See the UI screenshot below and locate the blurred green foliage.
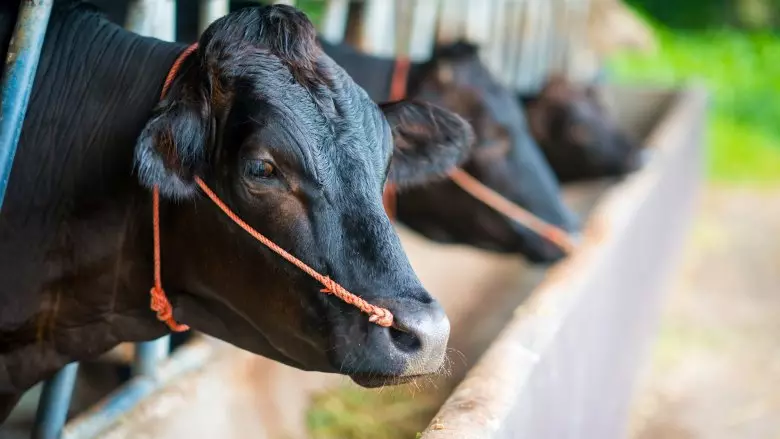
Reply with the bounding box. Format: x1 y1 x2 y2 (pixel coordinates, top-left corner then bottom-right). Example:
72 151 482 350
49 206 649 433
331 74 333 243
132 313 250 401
610 15 780 183
627 0 780 30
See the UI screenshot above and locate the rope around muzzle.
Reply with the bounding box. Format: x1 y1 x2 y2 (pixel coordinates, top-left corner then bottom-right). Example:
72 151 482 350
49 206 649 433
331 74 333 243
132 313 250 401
149 43 393 331
383 57 577 255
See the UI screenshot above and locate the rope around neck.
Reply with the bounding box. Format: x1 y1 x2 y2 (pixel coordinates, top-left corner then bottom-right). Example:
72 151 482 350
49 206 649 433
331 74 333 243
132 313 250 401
384 57 576 255
149 44 393 331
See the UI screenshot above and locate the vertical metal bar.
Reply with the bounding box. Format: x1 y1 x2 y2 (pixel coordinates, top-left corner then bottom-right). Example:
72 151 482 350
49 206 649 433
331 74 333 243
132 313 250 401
464 0 492 46
320 0 350 44
0 0 54 209
394 0 414 58
485 0 506 78
531 0 554 90
502 0 524 87
133 336 171 376
407 0 440 62
436 0 467 45
32 363 80 439
361 0 396 56
126 0 177 379
198 0 228 34
126 0 176 41
515 0 540 91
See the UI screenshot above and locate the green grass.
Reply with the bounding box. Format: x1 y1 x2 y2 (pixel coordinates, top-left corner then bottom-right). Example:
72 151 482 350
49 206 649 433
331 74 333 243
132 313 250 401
306 385 440 439
609 26 780 183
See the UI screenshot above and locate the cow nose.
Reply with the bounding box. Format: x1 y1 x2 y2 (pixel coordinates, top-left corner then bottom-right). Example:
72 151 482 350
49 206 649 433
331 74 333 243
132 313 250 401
369 297 450 374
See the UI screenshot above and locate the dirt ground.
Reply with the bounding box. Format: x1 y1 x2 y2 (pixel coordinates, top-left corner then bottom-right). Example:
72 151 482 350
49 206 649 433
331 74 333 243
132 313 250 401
629 185 780 439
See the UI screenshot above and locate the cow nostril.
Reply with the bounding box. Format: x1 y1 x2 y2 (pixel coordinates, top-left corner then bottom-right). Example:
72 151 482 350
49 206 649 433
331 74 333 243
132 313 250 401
389 326 422 353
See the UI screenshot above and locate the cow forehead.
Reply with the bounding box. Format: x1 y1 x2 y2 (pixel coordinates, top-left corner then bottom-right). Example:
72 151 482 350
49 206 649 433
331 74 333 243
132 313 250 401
239 56 392 185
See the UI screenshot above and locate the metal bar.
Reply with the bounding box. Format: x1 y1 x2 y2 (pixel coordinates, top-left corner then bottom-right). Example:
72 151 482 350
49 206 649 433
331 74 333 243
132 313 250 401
501 0 524 86
484 0 507 78
63 340 214 439
361 0 396 56
515 0 540 91
126 0 176 41
133 336 171 376
407 0 440 62
320 0 350 44
0 0 54 209
464 0 492 46
436 0 467 45
32 363 80 439
393 0 414 58
198 0 228 34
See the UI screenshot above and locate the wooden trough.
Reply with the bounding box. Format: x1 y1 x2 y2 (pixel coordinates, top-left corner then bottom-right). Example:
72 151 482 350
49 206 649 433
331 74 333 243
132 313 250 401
55 81 706 439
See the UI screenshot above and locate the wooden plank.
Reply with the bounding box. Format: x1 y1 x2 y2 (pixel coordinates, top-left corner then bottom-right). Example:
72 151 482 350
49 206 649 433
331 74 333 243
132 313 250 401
320 0 350 44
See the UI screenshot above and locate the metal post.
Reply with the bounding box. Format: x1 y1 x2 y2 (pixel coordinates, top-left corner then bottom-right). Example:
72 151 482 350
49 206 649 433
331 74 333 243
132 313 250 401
199 0 228 34
361 0 396 57
407 0 440 62
0 0 54 209
485 0 507 78
436 0 468 44
320 0 350 44
133 336 171 376
62 340 213 439
126 0 176 41
32 363 80 439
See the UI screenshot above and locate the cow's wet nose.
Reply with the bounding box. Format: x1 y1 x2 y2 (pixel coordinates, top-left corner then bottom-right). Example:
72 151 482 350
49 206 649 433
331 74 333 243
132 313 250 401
370 297 450 374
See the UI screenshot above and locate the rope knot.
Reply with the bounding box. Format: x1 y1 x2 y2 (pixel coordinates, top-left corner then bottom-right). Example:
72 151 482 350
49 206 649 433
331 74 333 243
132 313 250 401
150 286 190 332
368 308 394 327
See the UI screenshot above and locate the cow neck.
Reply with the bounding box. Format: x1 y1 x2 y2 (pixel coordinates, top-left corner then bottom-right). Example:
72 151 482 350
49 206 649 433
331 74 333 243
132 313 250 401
0 5 185 398
382 57 576 254
152 44 394 332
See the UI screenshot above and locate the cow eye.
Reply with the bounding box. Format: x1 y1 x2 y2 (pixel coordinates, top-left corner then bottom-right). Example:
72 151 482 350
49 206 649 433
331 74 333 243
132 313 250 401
243 159 276 180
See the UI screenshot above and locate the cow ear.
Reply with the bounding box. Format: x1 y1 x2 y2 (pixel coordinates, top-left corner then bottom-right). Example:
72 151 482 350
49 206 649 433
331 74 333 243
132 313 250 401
134 74 209 200
381 100 474 188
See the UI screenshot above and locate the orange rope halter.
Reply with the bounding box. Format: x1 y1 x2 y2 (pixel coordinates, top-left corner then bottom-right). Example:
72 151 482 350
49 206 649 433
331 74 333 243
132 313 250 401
149 44 393 331
384 57 576 254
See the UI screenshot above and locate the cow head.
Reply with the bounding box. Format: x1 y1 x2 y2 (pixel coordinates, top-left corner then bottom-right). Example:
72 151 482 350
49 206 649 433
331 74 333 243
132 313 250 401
523 75 643 182
134 5 473 386
396 42 578 263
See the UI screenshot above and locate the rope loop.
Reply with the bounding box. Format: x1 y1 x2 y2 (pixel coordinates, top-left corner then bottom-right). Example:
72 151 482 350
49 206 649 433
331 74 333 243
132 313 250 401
148 44 393 330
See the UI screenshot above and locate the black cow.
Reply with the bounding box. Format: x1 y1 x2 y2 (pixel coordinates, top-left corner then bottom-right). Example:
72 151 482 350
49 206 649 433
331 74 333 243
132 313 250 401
520 75 644 183
0 2 475 420
320 40 579 262
84 0 579 262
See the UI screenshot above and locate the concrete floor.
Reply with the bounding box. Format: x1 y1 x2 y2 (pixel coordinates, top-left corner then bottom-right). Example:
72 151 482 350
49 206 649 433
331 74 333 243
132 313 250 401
629 185 780 439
